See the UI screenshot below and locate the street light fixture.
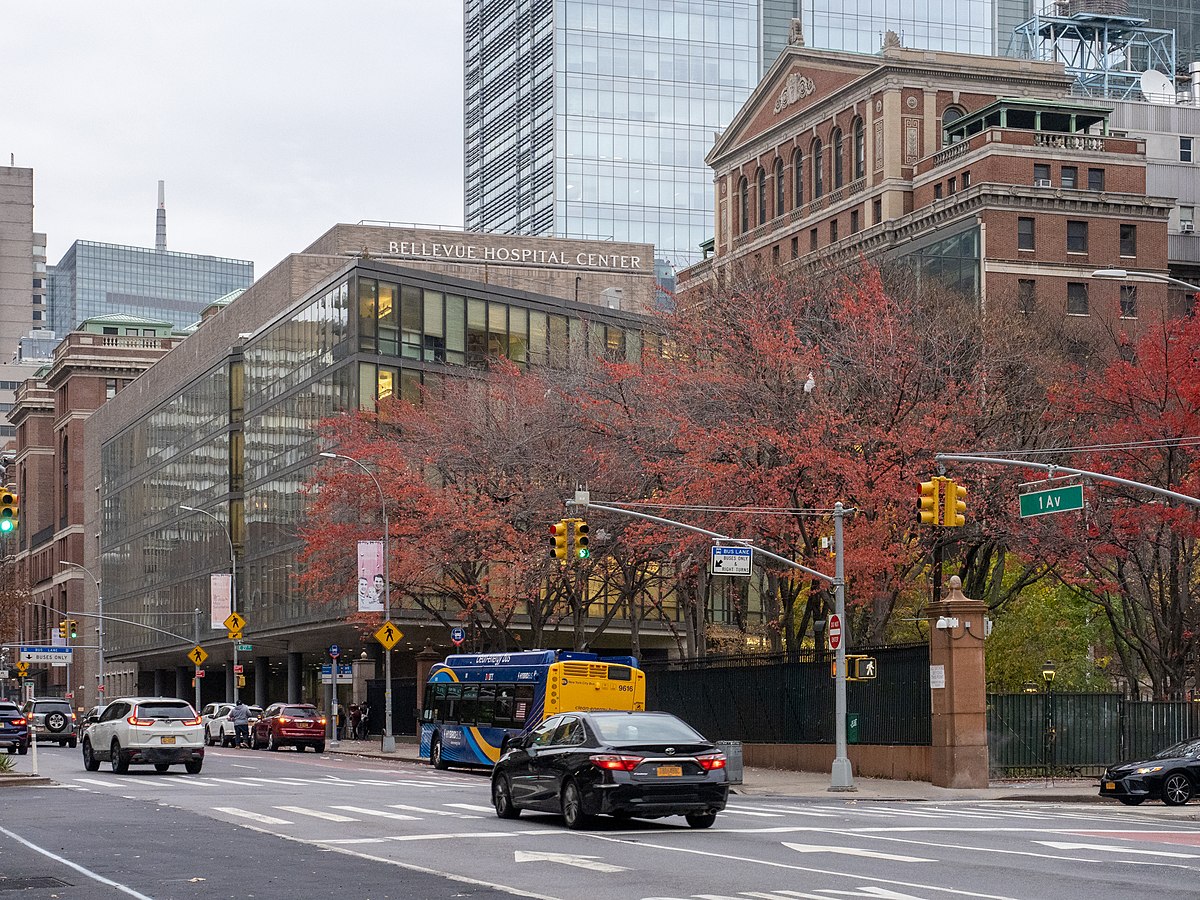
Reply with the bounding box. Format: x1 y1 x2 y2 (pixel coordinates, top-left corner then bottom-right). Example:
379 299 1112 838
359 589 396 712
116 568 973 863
181 504 239 703
1041 660 1057 685
59 561 102 704
1091 268 1200 293
320 451 395 753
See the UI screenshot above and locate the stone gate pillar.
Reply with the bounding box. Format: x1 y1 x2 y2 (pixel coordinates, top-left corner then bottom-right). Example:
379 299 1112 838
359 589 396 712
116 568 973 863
926 576 988 788
415 642 442 714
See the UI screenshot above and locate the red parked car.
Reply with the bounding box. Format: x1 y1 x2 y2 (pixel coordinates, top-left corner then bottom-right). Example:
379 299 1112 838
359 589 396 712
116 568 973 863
251 703 327 753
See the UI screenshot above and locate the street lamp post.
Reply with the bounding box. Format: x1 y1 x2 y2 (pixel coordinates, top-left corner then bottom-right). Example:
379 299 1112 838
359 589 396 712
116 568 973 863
320 451 395 753
59 562 102 706
1042 660 1057 777
181 504 238 703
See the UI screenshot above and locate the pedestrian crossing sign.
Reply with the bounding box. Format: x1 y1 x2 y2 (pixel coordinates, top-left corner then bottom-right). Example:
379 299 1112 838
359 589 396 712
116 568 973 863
374 620 403 650
188 646 208 666
223 612 247 633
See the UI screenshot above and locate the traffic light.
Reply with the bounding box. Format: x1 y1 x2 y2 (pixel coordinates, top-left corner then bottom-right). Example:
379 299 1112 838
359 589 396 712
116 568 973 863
917 478 941 526
573 520 590 559
58 620 68 639
550 520 569 561
848 655 878 681
69 619 78 639
0 490 18 534
942 479 967 527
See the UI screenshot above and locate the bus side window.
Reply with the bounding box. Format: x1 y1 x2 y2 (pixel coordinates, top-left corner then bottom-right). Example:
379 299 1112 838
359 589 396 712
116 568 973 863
513 685 534 726
459 684 479 725
444 683 462 722
495 684 515 726
477 684 496 725
422 683 441 721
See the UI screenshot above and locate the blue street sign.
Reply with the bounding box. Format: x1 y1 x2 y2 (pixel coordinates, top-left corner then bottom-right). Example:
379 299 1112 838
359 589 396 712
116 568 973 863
329 643 340 658
451 627 465 645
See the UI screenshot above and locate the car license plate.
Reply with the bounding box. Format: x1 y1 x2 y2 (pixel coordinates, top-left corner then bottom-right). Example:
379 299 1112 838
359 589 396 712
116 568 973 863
657 765 682 777
1106 781 1116 790
299 722 310 727
161 736 176 745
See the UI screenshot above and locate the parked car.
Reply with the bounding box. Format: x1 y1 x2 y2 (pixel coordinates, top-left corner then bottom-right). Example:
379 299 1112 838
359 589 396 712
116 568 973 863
490 710 729 829
200 703 231 745
208 704 263 746
1101 739 1200 806
22 698 77 747
80 705 107 729
0 700 29 755
81 697 204 774
251 703 326 753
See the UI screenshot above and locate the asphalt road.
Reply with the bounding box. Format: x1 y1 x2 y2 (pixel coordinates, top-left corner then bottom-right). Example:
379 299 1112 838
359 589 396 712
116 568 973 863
7 742 1200 900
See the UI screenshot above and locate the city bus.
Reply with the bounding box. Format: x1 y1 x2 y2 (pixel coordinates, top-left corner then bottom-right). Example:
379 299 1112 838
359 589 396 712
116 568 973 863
419 649 645 769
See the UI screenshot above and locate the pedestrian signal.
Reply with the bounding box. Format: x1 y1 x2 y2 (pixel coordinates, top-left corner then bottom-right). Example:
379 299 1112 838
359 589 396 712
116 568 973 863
848 655 878 681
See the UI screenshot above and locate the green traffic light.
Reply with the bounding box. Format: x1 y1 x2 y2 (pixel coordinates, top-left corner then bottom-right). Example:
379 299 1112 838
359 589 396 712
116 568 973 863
0 519 13 533
577 548 590 559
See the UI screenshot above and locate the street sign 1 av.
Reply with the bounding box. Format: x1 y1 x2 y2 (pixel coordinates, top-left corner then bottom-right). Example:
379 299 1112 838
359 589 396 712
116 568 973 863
236 643 253 652
1019 483 1084 518
710 545 752 577
223 612 247 633
827 614 842 651
374 621 403 650
188 646 208 666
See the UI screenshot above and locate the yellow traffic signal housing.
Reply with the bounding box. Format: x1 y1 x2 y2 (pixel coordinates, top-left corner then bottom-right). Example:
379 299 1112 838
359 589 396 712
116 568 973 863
58 620 68 639
848 655 878 681
69 619 79 639
549 520 569 560
942 480 967 527
573 519 590 559
0 490 18 534
917 478 940 526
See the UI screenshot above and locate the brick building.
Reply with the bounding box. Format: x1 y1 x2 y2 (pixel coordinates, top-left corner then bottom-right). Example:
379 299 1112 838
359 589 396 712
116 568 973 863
679 40 1177 326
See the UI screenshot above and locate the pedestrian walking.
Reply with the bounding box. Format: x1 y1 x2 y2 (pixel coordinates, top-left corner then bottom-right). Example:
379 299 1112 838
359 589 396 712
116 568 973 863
358 702 370 739
350 704 362 741
336 704 347 740
230 700 251 748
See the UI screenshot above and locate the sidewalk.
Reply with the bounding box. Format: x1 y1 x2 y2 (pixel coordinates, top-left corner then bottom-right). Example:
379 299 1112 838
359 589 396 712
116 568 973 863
324 738 1103 803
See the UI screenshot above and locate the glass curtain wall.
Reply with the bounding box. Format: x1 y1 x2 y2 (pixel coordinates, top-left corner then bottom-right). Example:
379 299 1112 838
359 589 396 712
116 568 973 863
804 0 994 56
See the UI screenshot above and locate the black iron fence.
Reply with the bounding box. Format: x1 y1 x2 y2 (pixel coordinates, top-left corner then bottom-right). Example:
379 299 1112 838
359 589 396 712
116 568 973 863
988 692 1200 777
644 644 931 745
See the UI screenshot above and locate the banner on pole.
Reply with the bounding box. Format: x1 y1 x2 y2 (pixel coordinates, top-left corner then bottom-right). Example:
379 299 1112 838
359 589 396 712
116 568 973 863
210 573 232 629
357 540 385 612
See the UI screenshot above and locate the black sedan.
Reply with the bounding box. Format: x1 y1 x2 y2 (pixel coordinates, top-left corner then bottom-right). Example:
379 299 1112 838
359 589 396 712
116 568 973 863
0 701 29 755
1100 739 1200 806
490 710 729 829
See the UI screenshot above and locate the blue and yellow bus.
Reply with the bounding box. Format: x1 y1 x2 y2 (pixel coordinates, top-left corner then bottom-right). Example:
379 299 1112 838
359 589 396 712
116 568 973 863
419 649 646 769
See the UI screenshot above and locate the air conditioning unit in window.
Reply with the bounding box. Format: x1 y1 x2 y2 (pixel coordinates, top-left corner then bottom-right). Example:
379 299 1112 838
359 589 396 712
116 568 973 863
1182 222 1195 233
1034 179 1053 188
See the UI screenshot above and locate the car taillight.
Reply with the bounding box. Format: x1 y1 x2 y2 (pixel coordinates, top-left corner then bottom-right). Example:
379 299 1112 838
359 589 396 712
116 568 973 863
278 717 291 724
590 754 643 772
13 718 26 726
127 716 156 726
181 716 202 726
696 753 727 771
318 717 327 725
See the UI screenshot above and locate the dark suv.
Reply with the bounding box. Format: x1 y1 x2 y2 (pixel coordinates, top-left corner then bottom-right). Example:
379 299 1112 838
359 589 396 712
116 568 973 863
0 701 29 755
22 698 77 747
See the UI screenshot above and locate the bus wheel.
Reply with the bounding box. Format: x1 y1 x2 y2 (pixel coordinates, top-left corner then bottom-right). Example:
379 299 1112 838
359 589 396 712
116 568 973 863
431 735 449 770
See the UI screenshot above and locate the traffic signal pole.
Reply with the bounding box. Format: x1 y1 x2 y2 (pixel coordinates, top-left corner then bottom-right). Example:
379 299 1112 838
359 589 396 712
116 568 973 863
568 490 856 791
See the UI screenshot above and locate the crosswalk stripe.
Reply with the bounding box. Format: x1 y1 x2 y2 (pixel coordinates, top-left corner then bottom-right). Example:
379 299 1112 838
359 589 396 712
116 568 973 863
389 804 482 819
205 777 254 786
446 803 496 813
75 778 118 787
721 806 786 818
275 806 359 822
214 807 294 825
759 806 838 817
332 805 420 820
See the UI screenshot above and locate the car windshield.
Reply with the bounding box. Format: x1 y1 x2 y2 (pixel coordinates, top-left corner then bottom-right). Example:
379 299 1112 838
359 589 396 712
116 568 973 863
35 702 71 712
136 703 195 719
1154 740 1200 760
592 714 705 743
282 706 318 717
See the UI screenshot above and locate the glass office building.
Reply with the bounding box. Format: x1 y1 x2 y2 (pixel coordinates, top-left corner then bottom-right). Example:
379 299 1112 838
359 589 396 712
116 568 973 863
464 0 760 268
48 240 253 335
801 0 995 57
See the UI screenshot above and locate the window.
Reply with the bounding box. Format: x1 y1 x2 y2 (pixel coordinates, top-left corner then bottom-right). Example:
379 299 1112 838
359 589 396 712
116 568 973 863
738 177 748 234
792 149 804 207
1181 205 1195 226
1066 220 1088 253
1120 284 1138 319
1087 168 1105 191
853 117 865 180
851 209 860 233
1067 282 1089 315
934 183 943 200
873 198 882 224
756 167 767 226
791 236 798 258
832 128 844 188
774 157 785 216
813 140 824 197
830 219 839 242
1018 279 1036 315
1017 217 1035 251
810 227 818 251
772 245 780 265
948 176 957 194
1061 166 1078 189
1119 223 1137 257
1034 163 1051 184
106 378 118 400
962 171 971 188
1181 137 1194 163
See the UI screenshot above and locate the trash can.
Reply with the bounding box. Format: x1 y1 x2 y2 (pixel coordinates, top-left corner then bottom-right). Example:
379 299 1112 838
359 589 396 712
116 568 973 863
846 712 861 745
716 740 743 784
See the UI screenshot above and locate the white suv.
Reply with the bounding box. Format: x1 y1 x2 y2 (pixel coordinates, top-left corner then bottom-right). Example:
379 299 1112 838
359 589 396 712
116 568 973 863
81 697 205 774
207 704 262 746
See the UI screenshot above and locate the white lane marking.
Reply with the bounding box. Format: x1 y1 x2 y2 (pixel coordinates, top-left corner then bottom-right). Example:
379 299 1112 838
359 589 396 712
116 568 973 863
759 806 840 818
388 832 512 842
446 802 495 813
781 841 933 863
316 838 391 845
1036 841 1200 858
389 804 482 819
722 805 787 818
230 763 258 769
513 850 628 873
0 824 156 900
75 778 119 787
275 806 359 822
214 807 294 825
331 805 420 820
205 777 255 786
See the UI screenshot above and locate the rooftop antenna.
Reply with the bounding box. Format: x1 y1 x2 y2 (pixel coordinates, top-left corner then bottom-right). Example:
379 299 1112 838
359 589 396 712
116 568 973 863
155 180 167 251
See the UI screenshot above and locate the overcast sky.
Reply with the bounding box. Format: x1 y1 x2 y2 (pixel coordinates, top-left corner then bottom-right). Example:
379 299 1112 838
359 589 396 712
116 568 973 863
2 2 464 275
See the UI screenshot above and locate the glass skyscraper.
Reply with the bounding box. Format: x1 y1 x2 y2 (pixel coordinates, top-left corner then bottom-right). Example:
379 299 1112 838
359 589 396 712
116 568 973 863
464 0 760 267
799 0 995 58
48 240 254 336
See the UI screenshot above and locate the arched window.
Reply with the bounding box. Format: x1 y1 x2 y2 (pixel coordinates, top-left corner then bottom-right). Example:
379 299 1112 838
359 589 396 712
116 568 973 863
853 117 865 180
738 176 749 233
774 158 785 217
832 128 845 189
756 167 767 226
792 149 804 207
942 106 965 146
812 139 824 198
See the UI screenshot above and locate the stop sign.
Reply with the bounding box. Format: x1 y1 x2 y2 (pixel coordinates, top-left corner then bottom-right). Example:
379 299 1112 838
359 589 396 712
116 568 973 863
827 614 842 650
